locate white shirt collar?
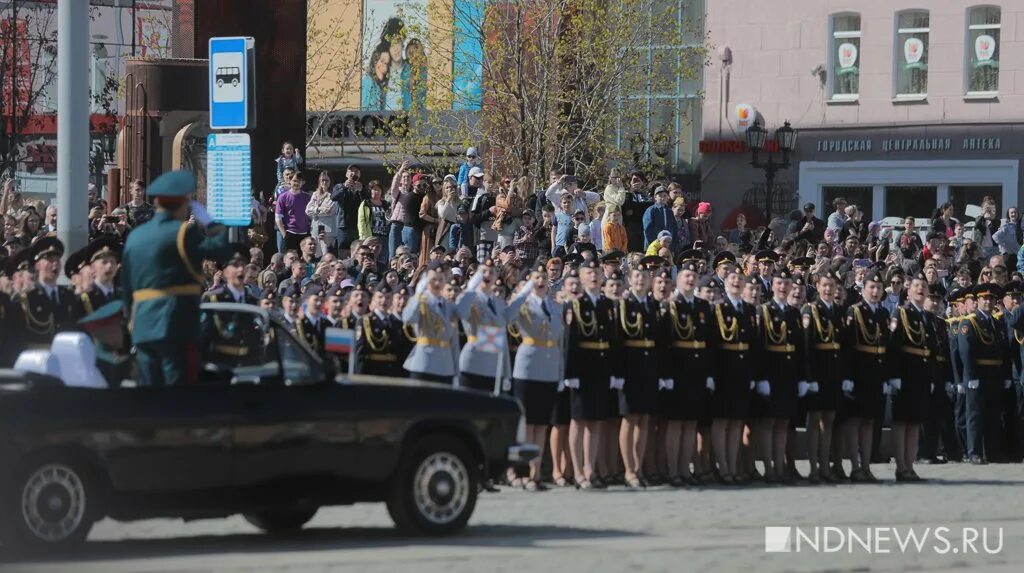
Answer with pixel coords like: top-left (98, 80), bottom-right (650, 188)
top-left (226, 284), bottom-right (246, 301)
top-left (94, 280), bottom-right (114, 296)
top-left (304, 310), bottom-right (320, 325)
top-left (727, 295), bottom-right (743, 308)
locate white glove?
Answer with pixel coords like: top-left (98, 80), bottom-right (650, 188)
top-left (889, 378), bottom-right (902, 392)
top-left (659, 378), bottom-right (675, 391)
top-left (841, 380), bottom-right (854, 393)
top-left (797, 381), bottom-right (809, 397)
top-left (517, 280), bottom-right (534, 296)
top-left (415, 276), bottom-right (430, 295)
top-left (610, 377), bottom-right (625, 390)
top-left (706, 377), bottom-right (715, 391)
top-left (945, 382), bottom-right (953, 393)
top-left (502, 378), bottom-right (512, 392)
top-left (956, 383), bottom-right (966, 395)
top-left (563, 378), bottom-right (581, 390)
top-left (557, 381), bottom-right (566, 393)
top-left (749, 381), bottom-right (756, 391)
top-left (808, 382), bottom-right (820, 393)
top-left (756, 380), bottom-right (771, 396)
top-left (1005, 380), bottom-right (1013, 389)
top-left (968, 379), bottom-right (980, 390)
top-left (930, 383), bottom-right (935, 394)
top-left (190, 200), bottom-right (213, 226)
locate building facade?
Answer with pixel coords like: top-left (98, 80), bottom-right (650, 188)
top-left (701, 1), bottom-right (1023, 230)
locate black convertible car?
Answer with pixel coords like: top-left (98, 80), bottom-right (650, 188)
top-left (0, 303), bottom-right (536, 550)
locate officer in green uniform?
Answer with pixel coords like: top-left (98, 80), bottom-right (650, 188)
top-left (121, 170), bottom-right (233, 386)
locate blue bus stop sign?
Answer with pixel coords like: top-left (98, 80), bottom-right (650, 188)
top-left (209, 36), bottom-right (255, 130)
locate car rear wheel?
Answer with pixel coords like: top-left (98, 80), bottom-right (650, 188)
top-left (386, 435), bottom-right (478, 535)
top-left (3, 461), bottom-right (97, 550)
top-left (244, 507), bottom-right (318, 535)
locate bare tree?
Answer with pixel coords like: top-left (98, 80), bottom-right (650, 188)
top-left (384, 0), bottom-right (707, 182)
top-left (0, 2), bottom-right (58, 178)
top-left (305, 0), bottom-right (362, 150)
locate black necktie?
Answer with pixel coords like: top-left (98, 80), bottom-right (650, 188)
top-left (541, 300), bottom-right (550, 319)
top-left (487, 298), bottom-right (496, 315)
top-left (50, 289), bottom-right (58, 304)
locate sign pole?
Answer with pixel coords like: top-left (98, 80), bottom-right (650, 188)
top-left (56, 0), bottom-right (90, 259)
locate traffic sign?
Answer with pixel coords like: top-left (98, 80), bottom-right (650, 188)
top-left (207, 133), bottom-right (252, 227)
top-left (209, 36), bottom-right (255, 130)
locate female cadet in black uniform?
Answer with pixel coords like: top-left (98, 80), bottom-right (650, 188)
top-left (802, 270), bottom-right (845, 483)
top-left (842, 269), bottom-right (891, 483)
top-left (614, 266), bottom-right (662, 488)
top-left (889, 271), bottom-right (939, 481)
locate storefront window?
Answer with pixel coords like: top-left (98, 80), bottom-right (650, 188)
top-left (885, 186), bottom-right (936, 219)
top-left (951, 185), bottom-right (1002, 221)
top-left (829, 13), bottom-right (860, 99)
top-left (895, 11), bottom-right (929, 97)
top-left (823, 186), bottom-right (872, 221)
top-left (967, 6), bottom-right (1000, 94)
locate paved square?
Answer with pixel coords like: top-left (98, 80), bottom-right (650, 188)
top-left (4, 461), bottom-right (1024, 573)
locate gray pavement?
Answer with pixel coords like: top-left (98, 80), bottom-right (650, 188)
top-left (3, 461), bottom-right (1024, 573)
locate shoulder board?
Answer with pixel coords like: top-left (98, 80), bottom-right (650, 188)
top-left (964, 313), bottom-right (976, 320)
top-left (994, 311), bottom-right (1004, 319)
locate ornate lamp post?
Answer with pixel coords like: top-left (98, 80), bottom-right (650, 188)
top-left (745, 120), bottom-right (797, 222)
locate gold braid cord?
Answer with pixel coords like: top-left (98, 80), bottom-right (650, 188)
top-left (809, 304), bottom-right (834, 343)
top-left (761, 305), bottom-right (788, 344)
top-left (714, 304), bottom-right (738, 342)
top-left (852, 305), bottom-right (881, 345)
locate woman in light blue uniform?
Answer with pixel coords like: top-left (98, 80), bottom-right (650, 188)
top-left (401, 261), bottom-right (460, 383)
top-left (454, 259), bottom-right (512, 392)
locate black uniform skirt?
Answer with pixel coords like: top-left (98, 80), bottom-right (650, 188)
top-left (460, 372), bottom-right (495, 393)
top-left (852, 378), bottom-right (885, 419)
top-left (571, 380), bottom-right (611, 421)
top-left (551, 386), bottom-right (572, 426)
top-left (514, 378), bottom-right (559, 425)
top-left (619, 376), bottom-right (658, 416)
top-left (808, 377), bottom-right (841, 411)
top-left (659, 378), bottom-right (706, 421)
top-left (714, 379), bottom-right (751, 420)
top-left (892, 379), bottom-right (929, 423)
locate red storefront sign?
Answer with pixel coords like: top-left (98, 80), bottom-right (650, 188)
top-left (699, 139), bottom-right (780, 154)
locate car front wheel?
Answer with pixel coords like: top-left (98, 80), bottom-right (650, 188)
top-left (386, 435), bottom-right (478, 535)
top-left (244, 507), bottom-right (318, 535)
top-left (4, 461), bottom-right (97, 550)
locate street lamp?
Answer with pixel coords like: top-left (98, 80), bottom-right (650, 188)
top-left (746, 120), bottom-right (797, 222)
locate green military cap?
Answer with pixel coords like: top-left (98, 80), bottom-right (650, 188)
top-left (147, 170), bottom-right (196, 198)
top-left (78, 300), bottom-right (125, 329)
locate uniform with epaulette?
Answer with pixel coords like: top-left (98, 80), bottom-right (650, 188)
top-left (950, 288), bottom-right (972, 457)
top-left (1005, 281), bottom-right (1024, 461)
top-left (920, 284), bottom-right (961, 463)
top-left (121, 170), bottom-right (233, 386)
top-left (613, 287), bottom-right (663, 417)
top-left (200, 245), bottom-right (262, 367)
top-left (889, 288), bottom-right (939, 426)
top-left (355, 282), bottom-right (402, 377)
top-left (507, 275), bottom-right (565, 425)
top-left (842, 290), bottom-right (892, 422)
top-left (754, 269), bottom-right (806, 420)
top-left (295, 285), bottom-right (329, 356)
top-left (74, 237), bottom-right (123, 319)
top-left (9, 238), bottom-right (78, 354)
top-left (660, 265), bottom-right (714, 421)
top-left (711, 277), bottom-right (759, 420)
top-left (455, 260), bottom-right (512, 392)
top-left (957, 283), bottom-right (1011, 463)
top-left (402, 261), bottom-right (461, 384)
top-left (564, 265), bottom-right (618, 421)
top-left (802, 282), bottom-right (844, 414)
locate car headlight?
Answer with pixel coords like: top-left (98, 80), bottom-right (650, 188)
top-left (516, 414), bottom-right (526, 443)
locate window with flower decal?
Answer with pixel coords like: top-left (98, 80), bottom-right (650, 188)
top-left (829, 13), bottom-right (860, 99)
top-left (895, 10), bottom-right (929, 97)
top-left (967, 6), bottom-right (1000, 94)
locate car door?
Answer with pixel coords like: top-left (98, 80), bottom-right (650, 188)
top-left (100, 383), bottom-right (234, 494)
top-left (230, 323), bottom-right (361, 492)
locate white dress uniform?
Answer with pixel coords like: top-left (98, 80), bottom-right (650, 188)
top-left (401, 292), bottom-right (461, 382)
top-left (508, 287), bottom-right (566, 425)
top-left (455, 289), bottom-right (512, 390)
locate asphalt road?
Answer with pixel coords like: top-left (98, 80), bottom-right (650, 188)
top-left (3, 461), bottom-right (1024, 573)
